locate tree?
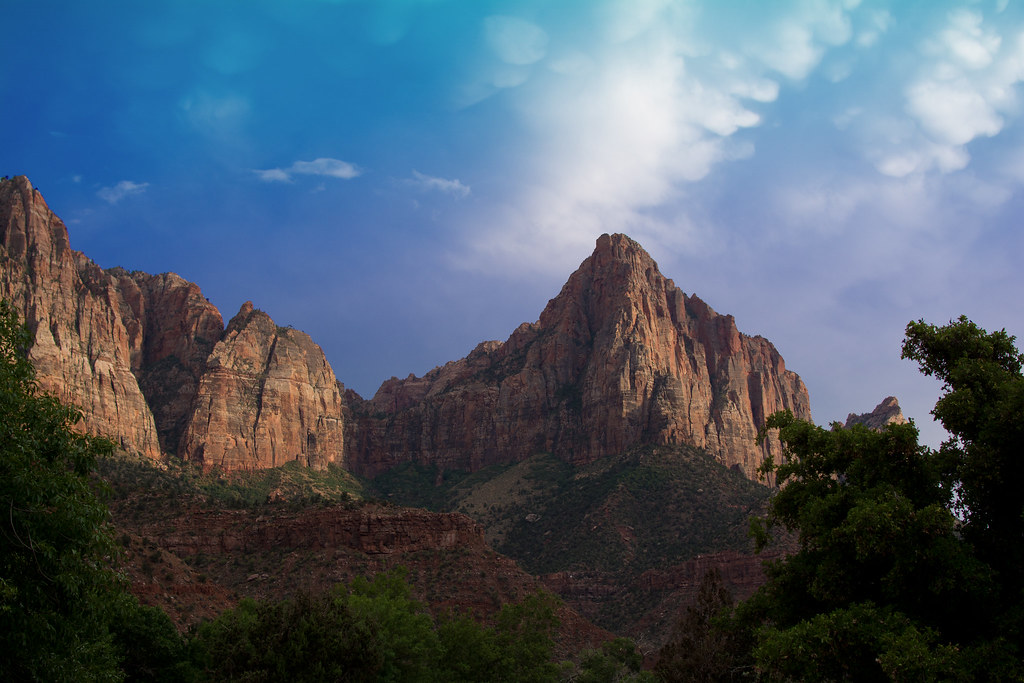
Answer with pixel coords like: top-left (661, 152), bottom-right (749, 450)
top-left (748, 415), bottom-right (1001, 679)
top-left (655, 569), bottom-right (745, 682)
top-left (739, 315), bottom-right (1024, 680)
top-left (0, 300), bottom-right (127, 681)
top-left (902, 316), bottom-right (1024, 585)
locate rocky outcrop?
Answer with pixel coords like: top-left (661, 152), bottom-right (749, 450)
top-left (142, 503), bottom-right (485, 557)
top-left (179, 302), bottom-right (346, 470)
top-left (348, 234), bottom-right (811, 479)
top-left (845, 396), bottom-right (906, 430)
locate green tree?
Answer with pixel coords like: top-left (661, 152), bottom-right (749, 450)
top-left (739, 315), bottom-right (1024, 680)
top-left (0, 300), bottom-right (126, 681)
top-left (345, 568), bottom-right (441, 682)
top-left (655, 569), bottom-right (747, 682)
top-left (748, 415), bottom-right (999, 680)
top-left (191, 589), bottom-right (381, 682)
top-left (902, 317), bottom-right (1024, 592)
top-left (574, 637), bottom-right (653, 683)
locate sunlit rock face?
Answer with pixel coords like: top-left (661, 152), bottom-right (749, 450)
top-left (0, 177), bottom-right (346, 470)
top-left (0, 180), bottom-right (808, 478)
top-left (180, 302), bottom-right (346, 470)
top-left (0, 176), bottom-right (163, 458)
top-left (347, 233), bottom-right (811, 480)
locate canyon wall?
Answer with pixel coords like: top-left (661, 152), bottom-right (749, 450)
top-left (0, 176), bottom-right (345, 469)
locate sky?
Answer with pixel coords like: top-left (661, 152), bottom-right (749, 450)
top-left (3, 0), bottom-right (1023, 448)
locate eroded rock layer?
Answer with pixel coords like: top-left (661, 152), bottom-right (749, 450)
top-left (180, 302), bottom-right (345, 470)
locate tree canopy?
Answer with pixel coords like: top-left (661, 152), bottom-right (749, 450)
top-left (731, 315), bottom-right (1024, 681)
top-left (0, 300), bottom-right (127, 680)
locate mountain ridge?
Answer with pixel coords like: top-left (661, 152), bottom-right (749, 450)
top-left (0, 175), bottom-right (810, 480)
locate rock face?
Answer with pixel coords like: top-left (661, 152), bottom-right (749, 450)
top-left (845, 396), bottom-right (907, 430)
top-left (180, 302), bottom-right (346, 470)
top-left (0, 176), bottom-right (345, 470)
top-left (348, 234), bottom-right (811, 479)
top-left (0, 176), bottom-right (163, 458)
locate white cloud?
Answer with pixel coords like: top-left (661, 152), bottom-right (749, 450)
top-left (410, 171), bottom-right (471, 198)
top-left (459, 1), bottom-right (867, 274)
top-left (906, 79), bottom-right (1003, 146)
top-left (879, 9), bottom-right (1024, 177)
top-left (940, 10), bottom-right (1000, 69)
top-left (484, 16), bottom-right (548, 66)
top-left (97, 180), bottom-right (149, 204)
top-left (255, 158), bottom-right (362, 183)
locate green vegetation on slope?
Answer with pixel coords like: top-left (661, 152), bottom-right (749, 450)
top-left (367, 446), bottom-right (770, 578)
top-left (496, 445), bottom-right (769, 576)
top-left (97, 453), bottom-right (364, 519)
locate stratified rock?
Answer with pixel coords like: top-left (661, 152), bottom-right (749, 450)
top-left (0, 176), bottom-right (162, 457)
top-left (180, 302), bottom-right (345, 470)
top-left (845, 396), bottom-right (907, 430)
top-left (348, 234), bottom-right (811, 479)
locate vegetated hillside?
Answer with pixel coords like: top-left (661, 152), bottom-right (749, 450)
top-left (97, 455), bottom-right (611, 656)
top-left (370, 444), bottom-right (767, 574)
top-left (367, 443), bottom-right (773, 636)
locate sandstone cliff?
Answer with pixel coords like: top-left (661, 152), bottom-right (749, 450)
top-left (0, 176), bottom-right (346, 470)
top-left (348, 234), bottom-right (811, 479)
top-left (0, 176), bottom-right (163, 457)
top-left (179, 301), bottom-right (346, 470)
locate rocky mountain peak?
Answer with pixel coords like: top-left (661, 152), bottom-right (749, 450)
top-left (350, 234), bottom-right (812, 479)
top-left (845, 396), bottom-right (907, 430)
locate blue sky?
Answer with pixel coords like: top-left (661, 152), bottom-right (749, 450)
top-left (3, 0), bottom-right (1024, 447)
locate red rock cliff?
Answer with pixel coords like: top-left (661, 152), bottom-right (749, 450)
top-left (348, 234), bottom-right (811, 479)
top-left (0, 177), bottom-right (345, 470)
top-left (180, 302), bottom-right (346, 470)
top-left (0, 176), bottom-right (163, 457)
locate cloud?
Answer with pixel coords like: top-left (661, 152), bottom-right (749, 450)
top-left (458, 1), bottom-right (867, 274)
top-left (865, 8), bottom-right (1024, 177)
top-left (97, 180), bottom-right (149, 204)
top-left (410, 171), bottom-right (471, 198)
top-left (255, 158), bottom-right (362, 183)
top-left (484, 16), bottom-right (548, 65)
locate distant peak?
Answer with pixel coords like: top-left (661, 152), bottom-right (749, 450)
top-left (845, 396), bottom-right (907, 430)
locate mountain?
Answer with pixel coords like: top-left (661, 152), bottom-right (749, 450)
top-left (348, 233), bottom-right (810, 480)
top-left (0, 176), bottom-right (810, 480)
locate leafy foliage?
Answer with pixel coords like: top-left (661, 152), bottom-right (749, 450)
top-left (727, 315), bottom-right (1024, 680)
top-left (655, 569), bottom-right (745, 682)
top-left (191, 568), bottom-right (568, 682)
top-left (902, 316), bottom-right (1024, 587)
top-left (0, 300), bottom-right (127, 681)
